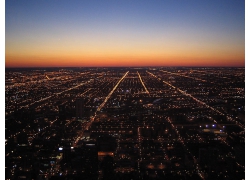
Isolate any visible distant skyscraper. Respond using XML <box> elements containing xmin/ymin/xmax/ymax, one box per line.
<box><xmin>83</xmin><ymin>143</ymin><xmax>98</xmax><ymax>178</ymax></box>
<box><xmin>62</xmin><ymin>142</ymin><xmax>72</xmax><ymax>167</ymax></box>
<box><xmin>76</xmin><ymin>99</ymin><xmax>84</xmax><ymax>119</ymax></box>
<box><xmin>199</xmin><ymin>147</ymin><xmax>219</xmax><ymax>172</ymax></box>
<box><xmin>58</xmin><ymin>104</ymin><xmax>66</xmax><ymax>121</ymax></box>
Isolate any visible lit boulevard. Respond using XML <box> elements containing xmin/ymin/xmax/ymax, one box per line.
<box><xmin>97</xmin><ymin>71</ymin><xmax>129</xmax><ymax>112</ymax></box>
<box><xmin>137</xmin><ymin>71</ymin><xmax>149</xmax><ymax>94</ymax></box>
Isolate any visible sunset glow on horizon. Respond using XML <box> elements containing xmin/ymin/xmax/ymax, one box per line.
<box><xmin>5</xmin><ymin>0</ymin><xmax>245</xmax><ymax>67</ymax></box>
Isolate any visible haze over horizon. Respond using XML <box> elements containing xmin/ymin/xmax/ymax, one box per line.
<box><xmin>5</xmin><ymin>0</ymin><xmax>245</xmax><ymax>67</ymax></box>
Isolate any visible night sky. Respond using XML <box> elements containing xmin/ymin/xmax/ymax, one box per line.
<box><xmin>5</xmin><ymin>0</ymin><xmax>245</xmax><ymax>67</ymax></box>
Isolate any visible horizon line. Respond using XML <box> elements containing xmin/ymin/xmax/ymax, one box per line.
<box><xmin>5</xmin><ymin>65</ymin><xmax>245</xmax><ymax>69</ymax></box>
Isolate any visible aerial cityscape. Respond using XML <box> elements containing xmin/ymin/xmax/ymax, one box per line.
<box><xmin>5</xmin><ymin>67</ymin><xmax>245</xmax><ymax>179</ymax></box>
<box><xmin>5</xmin><ymin>0</ymin><xmax>245</xmax><ymax>180</ymax></box>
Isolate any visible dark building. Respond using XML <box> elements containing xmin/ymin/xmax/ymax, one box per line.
<box><xmin>58</xmin><ymin>104</ymin><xmax>66</xmax><ymax>121</ymax></box>
<box><xmin>76</xmin><ymin>99</ymin><xmax>85</xmax><ymax>119</ymax></box>
<box><xmin>97</xmin><ymin>135</ymin><xmax>117</xmax><ymax>152</ymax></box>
<box><xmin>101</xmin><ymin>155</ymin><xmax>115</xmax><ymax>180</ymax></box>
<box><xmin>70</xmin><ymin>143</ymin><xmax>98</xmax><ymax>179</ymax></box>
<box><xmin>199</xmin><ymin>147</ymin><xmax>219</xmax><ymax>172</ymax></box>
<box><xmin>62</xmin><ymin>142</ymin><xmax>72</xmax><ymax>166</ymax></box>
<box><xmin>83</xmin><ymin>144</ymin><xmax>98</xmax><ymax>178</ymax></box>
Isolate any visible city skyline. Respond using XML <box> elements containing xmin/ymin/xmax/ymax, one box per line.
<box><xmin>5</xmin><ymin>0</ymin><xmax>245</xmax><ymax>67</ymax></box>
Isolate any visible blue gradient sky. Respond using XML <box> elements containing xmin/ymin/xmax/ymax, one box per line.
<box><xmin>5</xmin><ymin>0</ymin><xmax>245</xmax><ymax>67</ymax></box>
